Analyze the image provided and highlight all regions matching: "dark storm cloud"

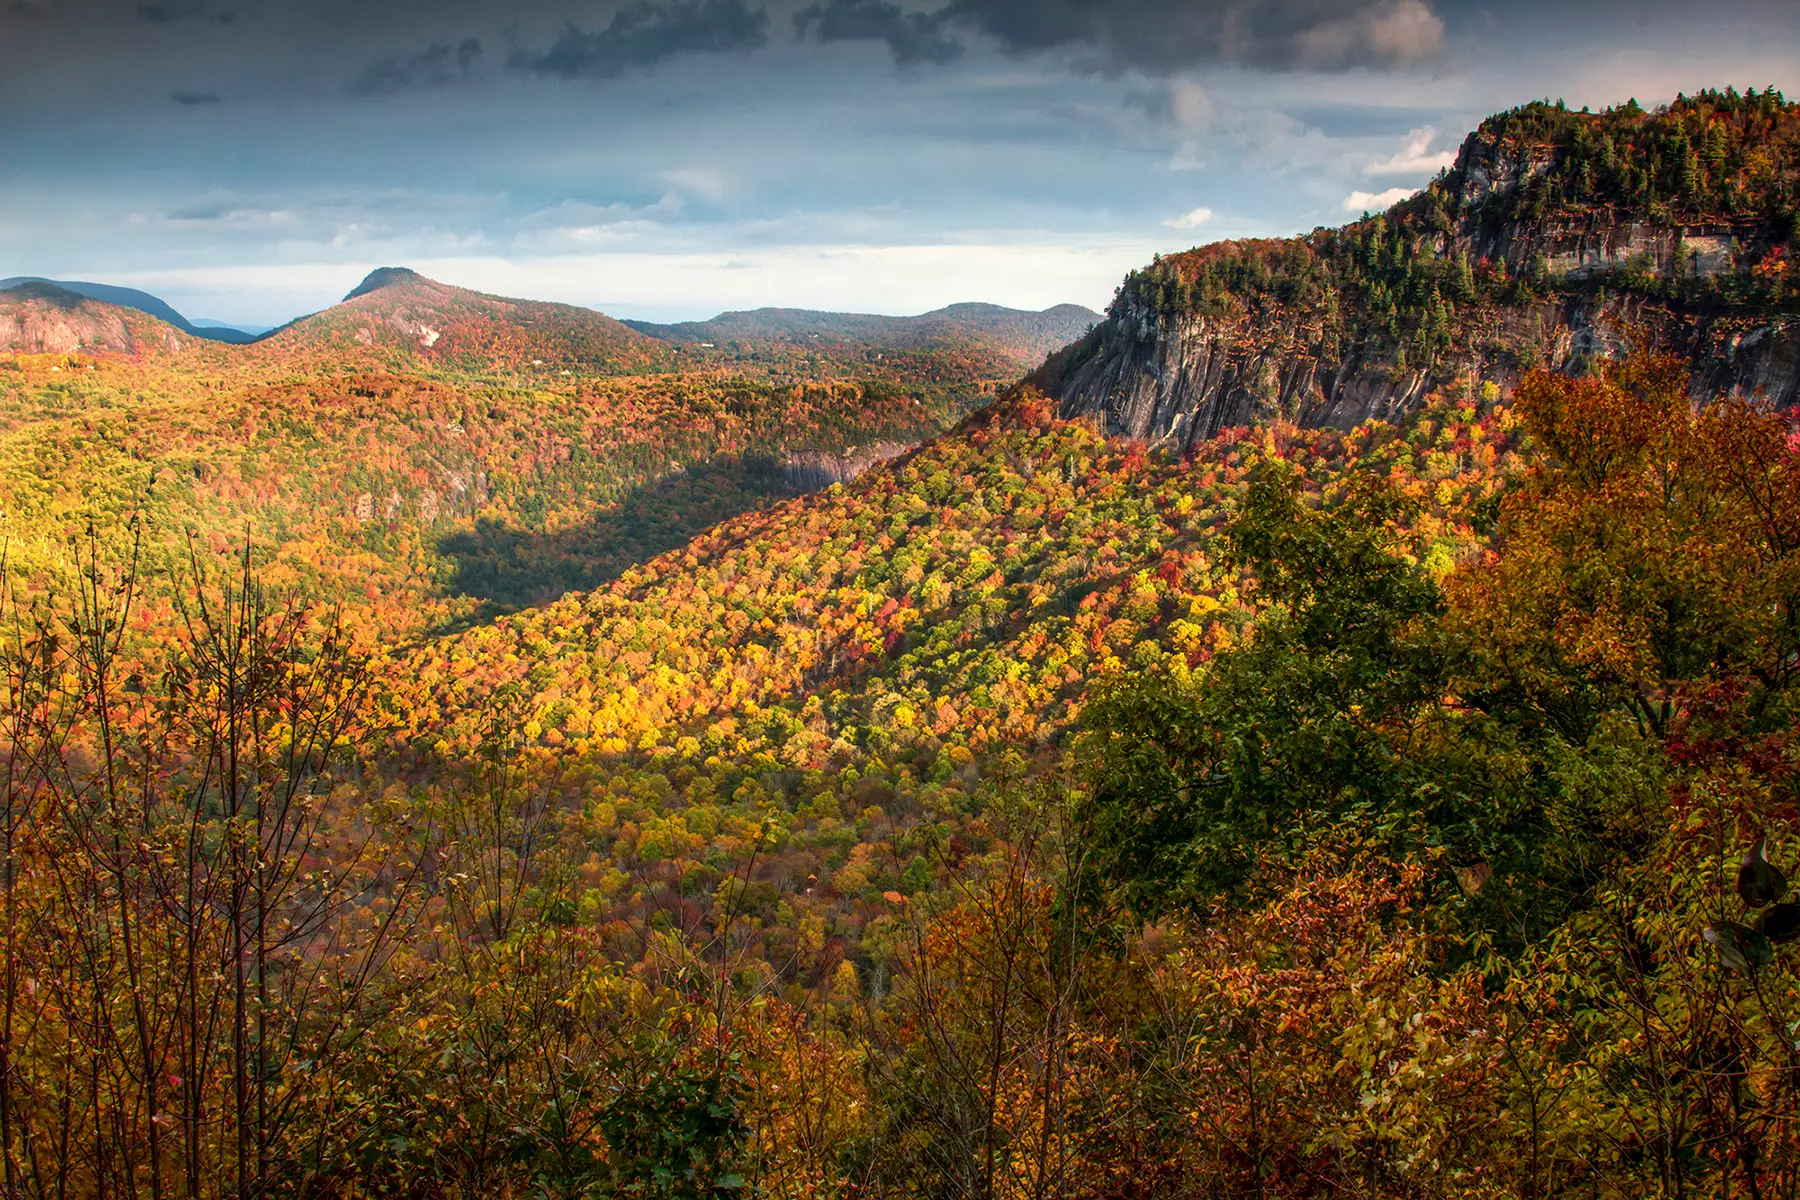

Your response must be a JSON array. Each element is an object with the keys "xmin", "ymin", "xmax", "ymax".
[
  {"xmin": 944, "ymin": 0, "xmax": 1447, "ymax": 72},
  {"xmin": 135, "ymin": 5, "xmax": 234, "ymax": 25},
  {"xmin": 170, "ymin": 89, "xmax": 221, "ymax": 104},
  {"xmin": 352, "ymin": 37, "xmax": 482, "ymax": 96},
  {"xmin": 509, "ymin": 0, "xmax": 769, "ymax": 81},
  {"xmin": 794, "ymin": 0, "xmax": 962, "ymax": 66}
]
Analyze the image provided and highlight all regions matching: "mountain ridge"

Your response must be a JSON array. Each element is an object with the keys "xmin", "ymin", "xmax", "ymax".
[
  {"xmin": 0, "ymin": 281, "xmax": 194, "ymax": 356},
  {"xmin": 255, "ymin": 267, "xmax": 668, "ymax": 374},
  {"xmin": 626, "ymin": 301, "xmax": 1100, "ymax": 367},
  {"xmin": 1039, "ymin": 88, "xmax": 1800, "ymax": 446},
  {"xmin": 0, "ymin": 276, "xmax": 259, "ymax": 344}
]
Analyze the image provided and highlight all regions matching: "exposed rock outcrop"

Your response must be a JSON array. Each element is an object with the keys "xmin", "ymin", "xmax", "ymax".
[
  {"xmin": 783, "ymin": 441, "xmax": 913, "ymax": 491},
  {"xmin": 1043, "ymin": 289, "xmax": 1800, "ymax": 448},
  {"xmin": 1038, "ymin": 109, "xmax": 1800, "ymax": 449},
  {"xmin": 0, "ymin": 282, "xmax": 190, "ymax": 357}
]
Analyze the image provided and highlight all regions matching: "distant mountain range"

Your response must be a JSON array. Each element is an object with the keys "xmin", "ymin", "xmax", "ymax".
[
  {"xmin": 0, "ymin": 277, "xmax": 263, "ymax": 344},
  {"xmin": 192, "ymin": 317, "xmax": 273, "ymax": 336},
  {"xmin": 627, "ymin": 302, "xmax": 1100, "ymax": 366},
  {"xmin": 1, "ymin": 267, "xmax": 1100, "ymax": 376}
]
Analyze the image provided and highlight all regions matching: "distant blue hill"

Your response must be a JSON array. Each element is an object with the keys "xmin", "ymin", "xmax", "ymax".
[
  {"xmin": 192, "ymin": 317, "xmax": 273, "ymax": 336},
  {"xmin": 0, "ymin": 278, "xmax": 264, "ymax": 344},
  {"xmin": 625, "ymin": 302, "xmax": 1101, "ymax": 364}
]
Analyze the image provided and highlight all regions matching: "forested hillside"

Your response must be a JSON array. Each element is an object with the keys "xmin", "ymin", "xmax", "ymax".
[{"xmin": 0, "ymin": 90, "xmax": 1797, "ymax": 1200}]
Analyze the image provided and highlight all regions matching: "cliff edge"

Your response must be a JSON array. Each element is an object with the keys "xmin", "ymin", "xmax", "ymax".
[{"xmin": 1038, "ymin": 89, "xmax": 1800, "ymax": 447}]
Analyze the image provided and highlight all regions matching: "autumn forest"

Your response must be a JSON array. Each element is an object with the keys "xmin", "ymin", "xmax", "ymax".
[{"xmin": 2, "ymin": 91, "xmax": 1800, "ymax": 1199}]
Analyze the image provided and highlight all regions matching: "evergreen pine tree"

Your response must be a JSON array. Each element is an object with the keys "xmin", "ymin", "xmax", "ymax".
[{"xmin": 1454, "ymin": 252, "xmax": 1476, "ymax": 303}]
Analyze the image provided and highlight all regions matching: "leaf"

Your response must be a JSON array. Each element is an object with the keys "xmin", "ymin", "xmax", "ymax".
[
  {"xmin": 1705, "ymin": 923, "xmax": 1755, "ymax": 974},
  {"xmin": 1454, "ymin": 861, "xmax": 1492, "ymax": 895},
  {"xmin": 1736, "ymin": 836, "xmax": 1788, "ymax": 908},
  {"xmin": 1747, "ymin": 928, "xmax": 1777, "ymax": 969},
  {"xmin": 1757, "ymin": 902, "xmax": 1800, "ymax": 945}
]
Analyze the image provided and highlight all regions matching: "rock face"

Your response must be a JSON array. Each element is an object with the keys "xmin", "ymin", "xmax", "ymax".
[
  {"xmin": 1043, "ymin": 290, "xmax": 1800, "ymax": 449},
  {"xmin": 1038, "ymin": 121, "xmax": 1800, "ymax": 450},
  {"xmin": 783, "ymin": 441, "xmax": 914, "ymax": 491},
  {"xmin": 0, "ymin": 283, "xmax": 189, "ymax": 356}
]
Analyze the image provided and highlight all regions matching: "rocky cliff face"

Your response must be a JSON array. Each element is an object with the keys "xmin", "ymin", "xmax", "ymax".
[
  {"xmin": 783, "ymin": 440, "xmax": 914, "ymax": 491},
  {"xmin": 1039, "ymin": 115, "xmax": 1800, "ymax": 449},
  {"xmin": 1043, "ymin": 290, "xmax": 1800, "ymax": 449},
  {"xmin": 0, "ymin": 283, "xmax": 190, "ymax": 357}
]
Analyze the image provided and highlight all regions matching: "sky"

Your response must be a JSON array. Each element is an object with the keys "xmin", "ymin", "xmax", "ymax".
[{"xmin": 4, "ymin": 0, "xmax": 1800, "ymax": 326}]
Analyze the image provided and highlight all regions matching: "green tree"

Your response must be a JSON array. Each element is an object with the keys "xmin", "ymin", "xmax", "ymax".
[{"xmin": 1081, "ymin": 470, "xmax": 1448, "ymax": 913}]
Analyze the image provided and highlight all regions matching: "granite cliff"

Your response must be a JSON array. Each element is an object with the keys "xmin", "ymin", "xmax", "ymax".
[
  {"xmin": 0, "ymin": 281, "xmax": 191, "ymax": 357},
  {"xmin": 1039, "ymin": 90, "xmax": 1800, "ymax": 447}
]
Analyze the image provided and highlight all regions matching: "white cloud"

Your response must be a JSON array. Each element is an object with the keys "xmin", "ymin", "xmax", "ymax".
[
  {"xmin": 1366, "ymin": 126, "xmax": 1457, "ymax": 176},
  {"xmin": 1296, "ymin": 0, "xmax": 1445, "ymax": 69},
  {"xmin": 1165, "ymin": 207, "xmax": 1214, "ymax": 230},
  {"xmin": 1169, "ymin": 79, "xmax": 1214, "ymax": 133},
  {"xmin": 1341, "ymin": 186, "xmax": 1418, "ymax": 213},
  {"xmin": 660, "ymin": 167, "xmax": 730, "ymax": 203}
]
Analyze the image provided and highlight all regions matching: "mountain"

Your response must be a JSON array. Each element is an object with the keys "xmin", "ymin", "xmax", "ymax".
[
  {"xmin": 191, "ymin": 317, "xmax": 273, "ymax": 336},
  {"xmin": 0, "ymin": 276, "xmax": 261, "ymax": 344},
  {"xmin": 256, "ymin": 266, "xmax": 667, "ymax": 374},
  {"xmin": 629, "ymin": 301, "xmax": 1100, "ymax": 367},
  {"xmin": 0, "ymin": 280, "xmax": 192, "ymax": 355},
  {"xmin": 1039, "ymin": 88, "xmax": 1800, "ymax": 446}
]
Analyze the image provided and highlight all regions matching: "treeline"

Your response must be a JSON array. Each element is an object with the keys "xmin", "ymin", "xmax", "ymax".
[{"xmin": 1474, "ymin": 88, "xmax": 1800, "ymax": 230}]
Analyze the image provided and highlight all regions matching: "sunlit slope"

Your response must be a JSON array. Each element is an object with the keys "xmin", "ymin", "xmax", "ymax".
[
  {"xmin": 0, "ymin": 282, "xmax": 201, "ymax": 359},
  {"xmin": 386, "ymin": 388, "xmax": 1514, "ymax": 777},
  {"xmin": 253, "ymin": 267, "xmax": 670, "ymax": 376},
  {"xmin": 0, "ymin": 360, "xmax": 965, "ymax": 624}
]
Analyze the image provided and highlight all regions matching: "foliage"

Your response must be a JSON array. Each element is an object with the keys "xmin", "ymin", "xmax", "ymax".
[{"xmin": 4, "ymin": 99, "xmax": 1800, "ymax": 1197}]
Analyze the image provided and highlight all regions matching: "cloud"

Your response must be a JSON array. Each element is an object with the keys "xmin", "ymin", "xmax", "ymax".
[
  {"xmin": 662, "ymin": 167, "xmax": 730, "ymax": 203},
  {"xmin": 170, "ymin": 90, "xmax": 221, "ymax": 105},
  {"xmin": 135, "ymin": 5, "xmax": 234, "ymax": 25},
  {"xmin": 1293, "ymin": 0, "xmax": 1442, "ymax": 69},
  {"xmin": 1168, "ymin": 79, "xmax": 1214, "ymax": 131},
  {"xmin": 1341, "ymin": 186, "xmax": 1418, "ymax": 212},
  {"xmin": 941, "ymin": 0, "xmax": 1445, "ymax": 72},
  {"xmin": 353, "ymin": 39, "xmax": 483, "ymax": 96},
  {"xmin": 1165, "ymin": 206, "xmax": 1213, "ymax": 229},
  {"xmin": 511, "ymin": 0, "xmax": 769, "ymax": 81},
  {"xmin": 1365, "ymin": 125, "xmax": 1457, "ymax": 175},
  {"xmin": 794, "ymin": 0, "xmax": 963, "ymax": 65}
]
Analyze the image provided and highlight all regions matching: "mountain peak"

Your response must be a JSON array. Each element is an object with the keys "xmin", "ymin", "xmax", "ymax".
[{"xmin": 344, "ymin": 267, "xmax": 425, "ymax": 302}]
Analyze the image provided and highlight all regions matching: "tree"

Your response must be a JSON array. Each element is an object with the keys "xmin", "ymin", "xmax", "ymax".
[{"xmin": 1081, "ymin": 469, "xmax": 1449, "ymax": 913}]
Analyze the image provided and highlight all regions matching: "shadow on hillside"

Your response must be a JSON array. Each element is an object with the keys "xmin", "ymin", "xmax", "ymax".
[{"xmin": 437, "ymin": 454, "xmax": 800, "ymax": 618}]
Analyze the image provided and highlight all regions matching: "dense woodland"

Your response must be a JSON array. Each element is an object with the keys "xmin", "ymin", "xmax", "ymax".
[{"xmin": 0, "ymin": 93, "xmax": 1798, "ymax": 1199}]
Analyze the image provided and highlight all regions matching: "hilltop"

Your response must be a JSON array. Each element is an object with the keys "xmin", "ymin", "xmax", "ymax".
[
  {"xmin": 628, "ymin": 301, "xmax": 1099, "ymax": 367},
  {"xmin": 0, "ymin": 280, "xmax": 193, "ymax": 356},
  {"xmin": 1043, "ymin": 87, "xmax": 1800, "ymax": 444},
  {"xmin": 0, "ymin": 276, "xmax": 261, "ymax": 344},
  {"xmin": 256, "ymin": 266, "xmax": 669, "ymax": 374}
]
